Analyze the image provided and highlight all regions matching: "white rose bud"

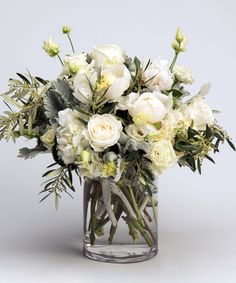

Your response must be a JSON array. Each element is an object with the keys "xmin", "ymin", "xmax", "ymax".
[
  {"xmin": 148, "ymin": 139, "xmax": 177, "ymax": 176},
  {"xmin": 84, "ymin": 114, "xmax": 122, "ymax": 152}
]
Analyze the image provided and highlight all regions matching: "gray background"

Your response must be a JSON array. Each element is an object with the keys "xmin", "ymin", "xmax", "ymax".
[{"xmin": 0, "ymin": 0, "xmax": 236, "ymax": 282}]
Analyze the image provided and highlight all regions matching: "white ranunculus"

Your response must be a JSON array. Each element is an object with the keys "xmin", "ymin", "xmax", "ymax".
[
  {"xmin": 183, "ymin": 96, "xmax": 214, "ymax": 130},
  {"xmin": 148, "ymin": 139, "xmax": 177, "ymax": 176},
  {"xmin": 91, "ymin": 44, "xmax": 126, "ymax": 67},
  {"xmin": 173, "ymin": 65, "xmax": 194, "ymax": 84},
  {"xmin": 73, "ymin": 70, "xmax": 98, "ymax": 104},
  {"xmin": 101, "ymin": 64, "xmax": 131, "ymax": 100},
  {"xmin": 56, "ymin": 109, "xmax": 87, "ymax": 164},
  {"xmin": 142, "ymin": 59, "xmax": 173, "ymax": 91},
  {"xmin": 62, "ymin": 54, "xmax": 94, "ymax": 75},
  {"xmin": 128, "ymin": 91, "xmax": 173, "ymax": 124},
  {"xmin": 84, "ymin": 114, "xmax": 123, "ymax": 152}
]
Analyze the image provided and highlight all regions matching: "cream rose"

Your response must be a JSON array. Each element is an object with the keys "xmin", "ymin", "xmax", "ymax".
[
  {"xmin": 84, "ymin": 114, "xmax": 123, "ymax": 152},
  {"xmin": 91, "ymin": 44, "xmax": 126, "ymax": 67},
  {"xmin": 128, "ymin": 92, "xmax": 173, "ymax": 124},
  {"xmin": 173, "ymin": 65, "xmax": 194, "ymax": 84},
  {"xmin": 148, "ymin": 139, "xmax": 177, "ymax": 176}
]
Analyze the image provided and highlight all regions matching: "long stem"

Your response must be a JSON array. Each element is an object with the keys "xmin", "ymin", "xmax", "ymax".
[
  {"xmin": 169, "ymin": 52, "xmax": 179, "ymax": 71},
  {"xmin": 56, "ymin": 54, "xmax": 64, "ymax": 66},
  {"xmin": 67, "ymin": 34, "xmax": 75, "ymax": 53}
]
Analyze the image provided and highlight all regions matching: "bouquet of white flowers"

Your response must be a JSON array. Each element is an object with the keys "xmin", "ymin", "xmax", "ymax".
[{"xmin": 0, "ymin": 26, "xmax": 234, "ymax": 263}]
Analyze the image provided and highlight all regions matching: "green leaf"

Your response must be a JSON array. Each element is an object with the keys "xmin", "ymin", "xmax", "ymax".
[
  {"xmin": 197, "ymin": 158, "xmax": 202, "ymax": 174},
  {"xmin": 16, "ymin": 73, "xmax": 31, "ymax": 84},
  {"xmin": 204, "ymin": 154, "xmax": 215, "ymax": 164},
  {"xmin": 226, "ymin": 138, "xmax": 236, "ymax": 151}
]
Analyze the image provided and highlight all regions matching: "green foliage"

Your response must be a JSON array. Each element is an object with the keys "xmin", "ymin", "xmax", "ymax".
[
  {"xmin": 39, "ymin": 164, "xmax": 77, "ymax": 210},
  {"xmin": 175, "ymin": 124, "xmax": 235, "ymax": 173}
]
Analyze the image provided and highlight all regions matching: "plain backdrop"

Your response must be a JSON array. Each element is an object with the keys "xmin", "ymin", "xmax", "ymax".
[{"xmin": 0, "ymin": 0, "xmax": 236, "ymax": 283}]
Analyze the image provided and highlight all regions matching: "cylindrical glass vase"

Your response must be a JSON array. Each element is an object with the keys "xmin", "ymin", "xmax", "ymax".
[{"xmin": 83, "ymin": 177, "xmax": 158, "ymax": 263}]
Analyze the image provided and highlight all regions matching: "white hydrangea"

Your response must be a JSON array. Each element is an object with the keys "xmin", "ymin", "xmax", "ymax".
[
  {"xmin": 141, "ymin": 59, "xmax": 173, "ymax": 91},
  {"xmin": 56, "ymin": 108, "xmax": 87, "ymax": 165}
]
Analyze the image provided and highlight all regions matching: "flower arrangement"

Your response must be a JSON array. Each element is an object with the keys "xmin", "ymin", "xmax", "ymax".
[{"xmin": 0, "ymin": 26, "xmax": 234, "ymax": 261}]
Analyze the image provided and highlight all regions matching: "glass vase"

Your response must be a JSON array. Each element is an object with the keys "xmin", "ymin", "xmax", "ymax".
[{"xmin": 83, "ymin": 177, "xmax": 158, "ymax": 263}]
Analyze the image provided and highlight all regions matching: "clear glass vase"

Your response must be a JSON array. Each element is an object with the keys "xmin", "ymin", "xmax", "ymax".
[{"xmin": 83, "ymin": 177, "xmax": 158, "ymax": 263}]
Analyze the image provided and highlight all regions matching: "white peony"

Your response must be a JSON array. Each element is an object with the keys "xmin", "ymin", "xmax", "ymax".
[
  {"xmin": 128, "ymin": 91, "xmax": 173, "ymax": 124},
  {"xmin": 142, "ymin": 59, "xmax": 173, "ymax": 91},
  {"xmin": 101, "ymin": 64, "xmax": 131, "ymax": 100},
  {"xmin": 184, "ymin": 96, "xmax": 214, "ymax": 130},
  {"xmin": 148, "ymin": 139, "xmax": 177, "ymax": 176},
  {"xmin": 73, "ymin": 70, "xmax": 98, "ymax": 104},
  {"xmin": 91, "ymin": 44, "xmax": 126, "ymax": 67},
  {"xmin": 173, "ymin": 65, "xmax": 194, "ymax": 84},
  {"xmin": 84, "ymin": 114, "xmax": 123, "ymax": 152},
  {"xmin": 56, "ymin": 109, "xmax": 87, "ymax": 164}
]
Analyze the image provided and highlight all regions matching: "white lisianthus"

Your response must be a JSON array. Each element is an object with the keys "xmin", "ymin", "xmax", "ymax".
[
  {"xmin": 142, "ymin": 59, "xmax": 173, "ymax": 91},
  {"xmin": 73, "ymin": 70, "xmax": 98, "ymax": 104},
  {"xmin": 84, "ymin": 114, "xmax": 123, "ymax": 152},
  {"xmin": 62, "ymin": 54, "xmax": 94, "ymax": 75},
  {"xmin": 126, "ymin": 124, "xmax": 149, "ymax": 142},
  {"xmin": 42, "ymin": 37, "xmax": 60, "ymax": 57},
  {"xmin": 91, "ymin": 44, "xmax": 126, "ymax": 67},
  {"xmin": 56, "ymin": 109, "xmax": 87, "ymax": 164},
  {"xmin": 116, "ymin": 92, "xmax": 139, "ymax": 111},
  {"xmin": 173, "ymin": 65, "xmax": 194, "ymax": 84},
  {"xmin": 184, "ymin": 96, "xmax": 214, "ymax": 130},
  {"xmin": 128, "ymin": 91, "xmax": 173, "ymax": 124},
  {"xmin": 101, "ymin": 64, "xmax": 131, "ymax": 100},
  {"xmin": 148, "ymin": 139, "xmax": 177, "ymax": 176}
]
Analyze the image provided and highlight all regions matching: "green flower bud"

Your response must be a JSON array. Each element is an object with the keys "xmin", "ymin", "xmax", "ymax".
[
  {"xmin": 62, "ymin": 25, "xmax": 71, "ymax": 34},
  {"xmin": 81, "ymin": 150, "xmax": 90, "ymax": 165},
  {"xmin": 102, "ymin": 161, "xmax": 116, "ymax": 177},
  {"xmin": 42, "ymin": 37, "xmax": 60, "ymax": 57},
  {"xmin": 175, "ymin": 28, "xmax": 184, "ymax": 44},
  {"xmin": 40, "ymin": 128, "xmax": 55, "ymax": 148}
]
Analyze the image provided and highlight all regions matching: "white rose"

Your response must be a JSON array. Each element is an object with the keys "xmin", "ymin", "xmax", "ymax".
[
  {"xmin": 148, "ymin": 139, "xmax": 177, "ymax": 176},
  {"xmin": 184, "ymin": 96, "xmax": 214, "ymax": 130},
  {"xmin": 128, "ymin": 91, "xmax": 173, "ymax": 124},
  {"xmin": 91, "ymin": 44, "xmax": 126, "ymax": 67},
  {"xmin": 173, "ymin": 65, "xmax": 194, "ymax": 84},
  {"xmin": 56, "ymin": 109, "xmax": 87, "ymax": 164},
  {"xmin": 142, "ymin": 59, "xmax": 173, "ymax": 91},
  {"xmin": 101, "ymin": 64, "xmax": 131, "ymax": 100},
  {"xmin": 73, "ymin": 70, "xmax": 98, "ymax": 104},
  {"xmin": 84, "ymin": 114, "xmax": 123, "ymax": 152}
]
